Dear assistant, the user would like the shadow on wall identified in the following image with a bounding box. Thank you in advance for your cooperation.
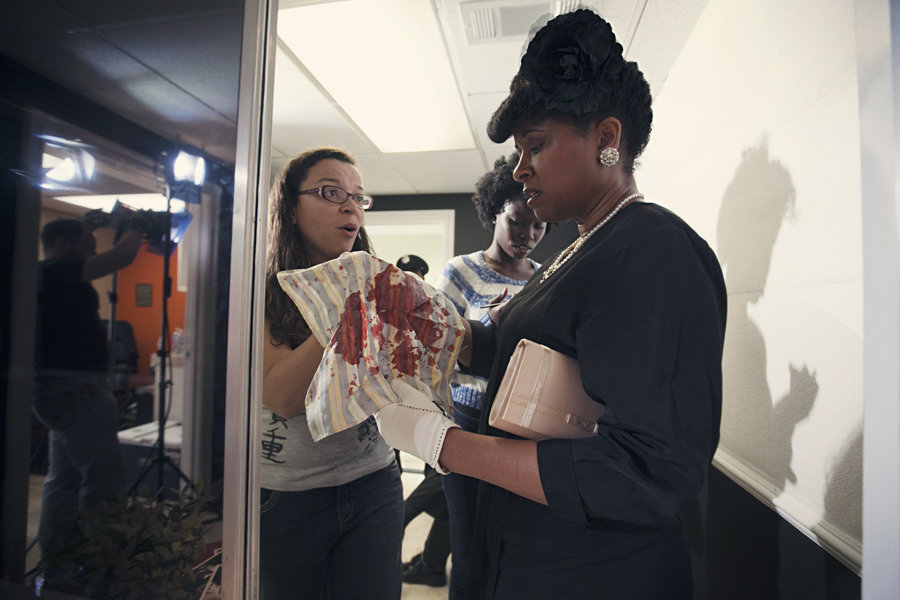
[814,430,862,598]
[820,430,862,549]
[702,139,820,598]
[716,139,817,485]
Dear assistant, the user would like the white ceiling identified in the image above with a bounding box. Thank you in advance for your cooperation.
[1,0,708,195]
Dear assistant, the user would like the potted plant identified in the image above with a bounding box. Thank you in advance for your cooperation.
[34,485,216,600]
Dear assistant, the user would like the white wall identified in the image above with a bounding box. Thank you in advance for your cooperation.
[363,209,455,288]
[638,0,862,569]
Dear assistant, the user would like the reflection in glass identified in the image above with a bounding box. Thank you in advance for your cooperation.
[1,0,247,593]
[2,111,236,596]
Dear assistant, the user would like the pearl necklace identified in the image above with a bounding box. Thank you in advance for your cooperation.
[540,192,644,283]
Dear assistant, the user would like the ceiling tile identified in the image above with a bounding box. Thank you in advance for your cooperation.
[270,47,376,159]
[466,91,516,148]
[102,12,243,120]
[436,0,527,97]
[49,0,243,28]
[0,0,82,40]
[382,150,488,194]
[483,145,517,171]
[84,80,237,161]
[0,33,155,95]
[353,154,419,196]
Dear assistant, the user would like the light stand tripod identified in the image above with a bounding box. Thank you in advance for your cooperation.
[107,270,119,378]
[106,269,128,412]
[83,208,127,398]
[106,231,132,401]
[128,184,196,499]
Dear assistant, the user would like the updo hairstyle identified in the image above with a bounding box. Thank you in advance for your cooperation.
[487,9,653,173]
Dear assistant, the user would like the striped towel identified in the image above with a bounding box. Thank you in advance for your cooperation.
[277,252,465,441]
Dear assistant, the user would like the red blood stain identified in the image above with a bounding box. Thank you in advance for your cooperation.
[330,265,452,378]
[332,291,366,365]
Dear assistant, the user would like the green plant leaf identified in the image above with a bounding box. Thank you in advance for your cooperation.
[34,484,215,599]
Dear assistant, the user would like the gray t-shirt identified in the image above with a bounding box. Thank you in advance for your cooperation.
[260,405,394,491]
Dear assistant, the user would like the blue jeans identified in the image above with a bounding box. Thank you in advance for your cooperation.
[32,375,126,559]
[442,404,482,600]
[259,465,404,600]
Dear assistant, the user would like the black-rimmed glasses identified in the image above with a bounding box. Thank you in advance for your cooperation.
[299,185,374,210]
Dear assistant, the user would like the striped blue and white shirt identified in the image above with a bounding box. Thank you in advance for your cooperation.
[434,251,539,410]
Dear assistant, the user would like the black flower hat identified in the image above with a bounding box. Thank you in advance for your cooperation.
[487,9,625,143]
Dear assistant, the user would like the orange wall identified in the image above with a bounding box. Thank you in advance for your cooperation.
[115,246,186,379]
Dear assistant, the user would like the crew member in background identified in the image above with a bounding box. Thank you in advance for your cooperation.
[34,215,144,564]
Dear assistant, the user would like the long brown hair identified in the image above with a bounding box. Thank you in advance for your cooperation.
[265,148,374,348]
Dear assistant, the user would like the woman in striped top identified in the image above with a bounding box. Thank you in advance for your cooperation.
[434,151,548,600]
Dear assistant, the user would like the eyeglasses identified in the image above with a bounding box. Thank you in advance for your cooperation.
[299,185,374,210]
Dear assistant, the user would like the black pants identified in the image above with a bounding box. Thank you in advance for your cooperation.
[404,465,451,569]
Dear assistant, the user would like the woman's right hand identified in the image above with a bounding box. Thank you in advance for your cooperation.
[484,288,508,324]
[457,318,473,368]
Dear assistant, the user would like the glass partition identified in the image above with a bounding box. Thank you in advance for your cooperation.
[220,0,271,596]
[0,2,263,598]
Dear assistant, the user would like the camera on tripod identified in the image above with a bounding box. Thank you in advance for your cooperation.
[84,200,167,240]
[84,200,192,256]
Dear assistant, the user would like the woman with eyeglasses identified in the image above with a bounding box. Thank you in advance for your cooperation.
[260,148,402,599]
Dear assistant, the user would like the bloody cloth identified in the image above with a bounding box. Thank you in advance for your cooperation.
[277,252,465,441]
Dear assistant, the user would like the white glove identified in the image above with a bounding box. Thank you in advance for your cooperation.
[376,379,459,474]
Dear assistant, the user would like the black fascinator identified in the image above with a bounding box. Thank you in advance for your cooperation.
[487,9,626,143]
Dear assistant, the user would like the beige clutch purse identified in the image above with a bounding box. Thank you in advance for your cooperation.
[488,339,605,440]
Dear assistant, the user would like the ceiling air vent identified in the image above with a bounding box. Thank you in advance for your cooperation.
[460,1,551,44]
[554,0,585,14]
[460,0,601,45]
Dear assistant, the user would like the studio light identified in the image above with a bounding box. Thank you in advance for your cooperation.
[172,150,206,186]
[166,149,207,205]
[40,139,97,190]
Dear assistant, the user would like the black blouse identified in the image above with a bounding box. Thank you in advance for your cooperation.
[465,202,727,599]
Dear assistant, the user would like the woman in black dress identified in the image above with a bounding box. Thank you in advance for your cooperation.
[376,9,727,599]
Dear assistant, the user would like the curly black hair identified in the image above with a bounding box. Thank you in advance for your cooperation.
[472,152,526,231]
[487,9,653,173]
